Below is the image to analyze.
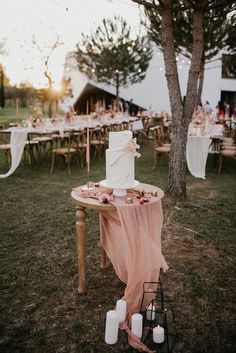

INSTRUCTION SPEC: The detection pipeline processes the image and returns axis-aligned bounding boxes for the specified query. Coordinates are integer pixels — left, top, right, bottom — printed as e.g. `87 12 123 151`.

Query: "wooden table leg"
76 205 87 294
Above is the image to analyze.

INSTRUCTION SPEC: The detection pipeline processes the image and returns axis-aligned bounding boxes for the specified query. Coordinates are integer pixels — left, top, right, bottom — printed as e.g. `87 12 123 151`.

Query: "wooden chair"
71 129 87 168
218 136 236 174
31 133 53 159
152 126 171 169
89 126 106 160
23 140 39 168
0 129 11 168
50 130 77 175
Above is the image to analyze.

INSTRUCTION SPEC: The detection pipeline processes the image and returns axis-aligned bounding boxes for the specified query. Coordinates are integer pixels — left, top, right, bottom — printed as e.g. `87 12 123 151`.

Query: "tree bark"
162 0 203 197
196 52 205 107
161 0 185 197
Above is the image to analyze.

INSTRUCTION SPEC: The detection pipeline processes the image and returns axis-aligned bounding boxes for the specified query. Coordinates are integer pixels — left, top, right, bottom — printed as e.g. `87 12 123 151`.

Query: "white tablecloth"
0 115 139 179
0 129 28 179
186 136 212 179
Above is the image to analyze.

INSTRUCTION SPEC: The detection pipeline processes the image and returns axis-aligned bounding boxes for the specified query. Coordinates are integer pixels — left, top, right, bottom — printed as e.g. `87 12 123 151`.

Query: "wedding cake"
105 131 140 189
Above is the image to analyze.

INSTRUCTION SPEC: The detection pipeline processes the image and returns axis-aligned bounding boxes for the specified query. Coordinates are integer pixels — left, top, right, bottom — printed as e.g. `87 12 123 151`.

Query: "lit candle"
104 310 119 345
146 303 155 321
131 313 143 339
116 299 127 323
153 325 165 344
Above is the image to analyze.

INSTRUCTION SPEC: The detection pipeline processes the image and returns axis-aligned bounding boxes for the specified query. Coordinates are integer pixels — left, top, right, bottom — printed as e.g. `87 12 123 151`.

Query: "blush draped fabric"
99 197 168 351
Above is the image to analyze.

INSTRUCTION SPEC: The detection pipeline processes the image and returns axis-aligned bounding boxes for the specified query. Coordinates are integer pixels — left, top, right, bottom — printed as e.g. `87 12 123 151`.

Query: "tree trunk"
196 52 205 107
162 1 204 197
48 93 52 118
161 0 185 197
45 71 53 118
0 67 5 108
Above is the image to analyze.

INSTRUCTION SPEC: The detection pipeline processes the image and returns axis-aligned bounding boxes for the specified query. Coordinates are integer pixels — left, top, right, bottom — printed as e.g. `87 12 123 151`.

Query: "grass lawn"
0 107 31 127
0 125 235 353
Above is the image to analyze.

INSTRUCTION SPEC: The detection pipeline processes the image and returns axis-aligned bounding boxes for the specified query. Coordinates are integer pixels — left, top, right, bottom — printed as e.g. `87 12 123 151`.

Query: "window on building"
222 54 236 79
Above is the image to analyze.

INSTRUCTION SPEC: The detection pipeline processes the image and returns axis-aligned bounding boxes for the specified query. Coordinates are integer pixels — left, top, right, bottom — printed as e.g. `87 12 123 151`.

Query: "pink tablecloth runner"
100 197 168 315
100 195 168 351
74 186 168 352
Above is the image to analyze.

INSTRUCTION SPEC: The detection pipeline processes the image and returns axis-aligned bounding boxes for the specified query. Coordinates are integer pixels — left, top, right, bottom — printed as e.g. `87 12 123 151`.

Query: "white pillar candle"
116 299 127 323
146 303 155 321
131 313 143 339
104 310 119 345
153 325 165 344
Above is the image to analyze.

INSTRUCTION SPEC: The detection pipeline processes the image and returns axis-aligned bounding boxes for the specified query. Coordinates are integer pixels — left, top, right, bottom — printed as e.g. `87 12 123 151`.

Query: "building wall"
62 49 236 114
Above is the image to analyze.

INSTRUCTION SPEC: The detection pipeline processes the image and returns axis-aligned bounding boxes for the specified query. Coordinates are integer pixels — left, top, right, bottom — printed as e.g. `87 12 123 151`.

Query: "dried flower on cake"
123 138 141 158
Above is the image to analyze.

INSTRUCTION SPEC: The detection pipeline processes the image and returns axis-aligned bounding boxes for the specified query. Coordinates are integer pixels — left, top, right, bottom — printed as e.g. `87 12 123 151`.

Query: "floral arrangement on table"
29 107 44 127
190 108 214 135
192 108 206 126
64 111 74 123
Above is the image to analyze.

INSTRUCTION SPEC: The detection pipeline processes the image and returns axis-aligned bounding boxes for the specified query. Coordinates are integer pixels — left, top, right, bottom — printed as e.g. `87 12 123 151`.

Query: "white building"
62 49 236 115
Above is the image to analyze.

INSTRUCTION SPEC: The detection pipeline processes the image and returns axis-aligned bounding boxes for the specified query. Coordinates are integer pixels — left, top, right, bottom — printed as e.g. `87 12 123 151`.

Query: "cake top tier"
109 131 132 150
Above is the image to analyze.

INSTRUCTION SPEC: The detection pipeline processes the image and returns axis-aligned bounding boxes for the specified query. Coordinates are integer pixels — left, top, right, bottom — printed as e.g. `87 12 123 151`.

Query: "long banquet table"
0 114 139 179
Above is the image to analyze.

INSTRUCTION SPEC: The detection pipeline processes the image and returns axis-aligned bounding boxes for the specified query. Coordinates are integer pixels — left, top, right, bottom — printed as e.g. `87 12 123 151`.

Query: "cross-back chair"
218 135 236 174
0 128 11 168
152 126 171 169
50 130 77 175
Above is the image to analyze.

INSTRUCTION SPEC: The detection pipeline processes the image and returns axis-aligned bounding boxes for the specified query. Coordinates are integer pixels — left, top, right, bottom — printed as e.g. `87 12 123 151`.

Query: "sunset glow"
0 0 140 88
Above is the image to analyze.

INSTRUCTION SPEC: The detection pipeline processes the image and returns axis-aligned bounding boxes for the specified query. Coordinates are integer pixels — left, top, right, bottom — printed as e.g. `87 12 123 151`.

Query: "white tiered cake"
105 131 140 190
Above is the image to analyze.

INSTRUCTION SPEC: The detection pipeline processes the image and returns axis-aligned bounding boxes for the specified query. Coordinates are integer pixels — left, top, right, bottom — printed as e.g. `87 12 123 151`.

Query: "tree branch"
131 0 161 10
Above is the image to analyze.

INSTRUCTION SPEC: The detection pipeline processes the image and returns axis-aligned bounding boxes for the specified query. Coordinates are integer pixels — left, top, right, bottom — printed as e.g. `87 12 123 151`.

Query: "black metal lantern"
139 281 177 353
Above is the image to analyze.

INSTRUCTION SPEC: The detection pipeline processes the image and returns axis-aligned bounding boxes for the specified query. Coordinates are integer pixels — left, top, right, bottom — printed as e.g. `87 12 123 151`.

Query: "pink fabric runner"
73 186 169 352
99 196 168 351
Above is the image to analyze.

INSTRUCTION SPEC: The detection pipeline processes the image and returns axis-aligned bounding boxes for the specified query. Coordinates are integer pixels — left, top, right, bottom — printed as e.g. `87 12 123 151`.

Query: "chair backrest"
58 130 74 154
221 137 236 152
152 127 164 148
0 130 10 144
71 129 86 149
132 119 144 132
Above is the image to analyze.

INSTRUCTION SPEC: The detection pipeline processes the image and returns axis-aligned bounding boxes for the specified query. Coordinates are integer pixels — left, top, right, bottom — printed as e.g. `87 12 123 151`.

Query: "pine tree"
74 15 152 109
132 0 236 197
144 1 235 105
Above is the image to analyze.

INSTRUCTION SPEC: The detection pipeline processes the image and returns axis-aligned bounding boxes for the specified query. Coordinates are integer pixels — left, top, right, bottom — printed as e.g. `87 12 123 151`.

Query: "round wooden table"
71 183 164 294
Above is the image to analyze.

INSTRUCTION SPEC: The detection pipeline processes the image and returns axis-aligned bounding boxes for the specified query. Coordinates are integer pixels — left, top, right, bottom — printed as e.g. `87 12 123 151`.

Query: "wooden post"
16 98 19 124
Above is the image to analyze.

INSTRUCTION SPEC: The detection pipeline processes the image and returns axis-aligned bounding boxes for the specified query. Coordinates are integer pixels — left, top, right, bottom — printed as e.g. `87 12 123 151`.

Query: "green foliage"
224 12 236 55
143 0 236 61
74 15 152 89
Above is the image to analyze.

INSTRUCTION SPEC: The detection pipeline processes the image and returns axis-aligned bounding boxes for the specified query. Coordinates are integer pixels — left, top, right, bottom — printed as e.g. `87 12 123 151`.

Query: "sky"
0 0 141 89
